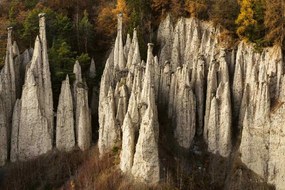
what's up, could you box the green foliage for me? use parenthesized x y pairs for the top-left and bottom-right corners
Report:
(78, 10), (94, 53)
(54, 14), (74, 42)
(77, 52), (91, 71)
(24, 0), (38, 9)
(22, 7), (57, 47)
(125, 0), (152, 60)
(49, 39), (75, 72)
(236, 0), (266, 43)
(210, 0), (239, 31)
(112, 146), (120, 154)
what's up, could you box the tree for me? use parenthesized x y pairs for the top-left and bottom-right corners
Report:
(96, 0), (129, 39)
(235, 0), (256, 39)
(235, 0), (265, 43)
(151, 0), (171, 19)
(264, 0), (285, 46)
(79, 10), (93, 53)
(210, 0), (239, 31)
(22, 7), (57, 47)
(185, 0), (209, 19)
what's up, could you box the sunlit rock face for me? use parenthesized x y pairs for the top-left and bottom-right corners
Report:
(131, 86), (160, 184)
(17, 68), (52, 160)
(73, 61), (92, 151)
(98, 16), (161, 182)
(96, 14), (285, 189)
(98, 14), (128, 155)
(238, 45), (284, 190)
(1, 14), (94, 164)
(56, 76), (75, 152)
(0, 27), (18, 166)
(0, 7), (282, 189)
(1, 27), (33, 165)
(11, 14), (54, 161)
(158, 16), (233, 153)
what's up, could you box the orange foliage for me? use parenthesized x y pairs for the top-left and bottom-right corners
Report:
(96, 0), (129, 38)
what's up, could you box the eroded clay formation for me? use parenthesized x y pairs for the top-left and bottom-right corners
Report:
(98, 14), (285, 189)
(0, 12), (285, 190)
(0, 13), (92, 165)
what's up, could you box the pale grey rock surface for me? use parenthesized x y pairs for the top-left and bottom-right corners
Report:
(14, 14), (54, 161)
(10, 99), (21, 162)
(131, 85), (160, 184)
(98, 87), (120, 155)
(116, 85), (128, 127)
(56, 76), (75, 152)
(38, 14), (54, 139)
(0, 96), (7, 166)
(77, 104), (92, 151)
(17, 68), (52, 160)
(73, 62), (92, 151)
(119, 113), (135, 173)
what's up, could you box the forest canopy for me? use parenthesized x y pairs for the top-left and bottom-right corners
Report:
(0, 0), (284, 69)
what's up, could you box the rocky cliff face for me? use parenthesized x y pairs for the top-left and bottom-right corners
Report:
(98, 14), (285, 189)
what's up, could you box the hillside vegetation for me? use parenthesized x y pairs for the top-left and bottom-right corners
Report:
(0, 0), (284, 68)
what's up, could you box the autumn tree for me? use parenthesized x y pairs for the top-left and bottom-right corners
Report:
(264, 0), (285, 46)
(209, 0), (239, 31)
(96, 0), (129, 39)
(185, 0), (209, 19)
(235, 0), (265, 43)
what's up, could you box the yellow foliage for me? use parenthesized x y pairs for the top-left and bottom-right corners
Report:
(113, 0), (128, 15)
(235, 0), (257, 39)
(96, 0), (129, 38)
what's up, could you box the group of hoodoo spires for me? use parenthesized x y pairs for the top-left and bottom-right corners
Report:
(98, 14), (160, 184)
(0, 11), (285, 189)
(98, 14), (285, 189)
(0, 13), (93, 166)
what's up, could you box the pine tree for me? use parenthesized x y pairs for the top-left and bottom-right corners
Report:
(79, 10), (93, 53)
